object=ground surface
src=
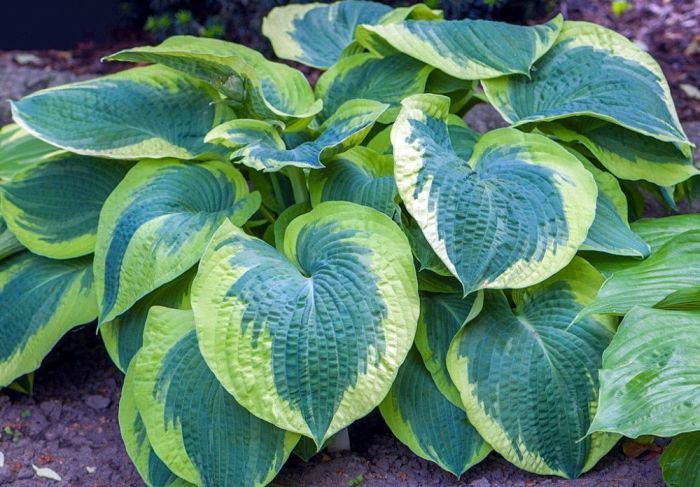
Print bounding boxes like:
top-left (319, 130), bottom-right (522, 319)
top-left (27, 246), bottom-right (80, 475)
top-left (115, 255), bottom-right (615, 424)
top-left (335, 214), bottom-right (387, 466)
top-left (1, 0), bottom-right (699, 485)
top-left (0, 328), bottom-right (666, 487)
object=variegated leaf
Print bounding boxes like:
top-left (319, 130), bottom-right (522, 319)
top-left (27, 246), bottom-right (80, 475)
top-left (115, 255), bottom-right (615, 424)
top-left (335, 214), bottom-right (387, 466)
top-left (192, 202), bottom-right (419, 445)
top-left (308, 146), bottom-right (397, 216)
top-left (447, 258), bottom-right (618, 478)
top-left (414, 291), bottom-right (482, 408)
top-left (0, 252), bottom-right (97, 387)
top-left (132, 307), bottom-right (299, 486)
top-left (393, 94), bottom-right (597, 294)
top-left (262, 1), bottom-right (440, 69)
top-left (380, 348), bottom-right (490, 477)
top-left (356, 15), bottom-right (562, 80)
top-left (206, 100), bottom-right (387, 172)
top-left (106, 36), bottom-right (321, 121)
top-left (483, 21), bottom-right (695, 185)
top-left (94, 159), bottom-right (259, 323)
top-left (567, 149), bottom-right (649, 257)
top-left (0, 155), bottom-right (131, 259)
top-left (119, 365), bottom-right (193, 487)
top-left (100, 268), bottom-right (194, 373)
top-left (315, 53), bottom-right (433, 123)
top-left (11, 66), bottom-right (224, 160)
top-left (0, 123), bottom-right (63, 181)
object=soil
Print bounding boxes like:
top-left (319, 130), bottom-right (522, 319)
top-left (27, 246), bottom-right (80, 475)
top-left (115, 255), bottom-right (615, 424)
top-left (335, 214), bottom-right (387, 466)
top-left (0, 0), bottom-right (698, 485)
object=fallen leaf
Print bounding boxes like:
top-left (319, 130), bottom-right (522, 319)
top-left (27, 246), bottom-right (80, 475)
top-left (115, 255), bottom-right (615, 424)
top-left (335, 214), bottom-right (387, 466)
top-left (680, 84), bottom-right (700, 100)
top-left (32, 464), bottom-right (61, 481)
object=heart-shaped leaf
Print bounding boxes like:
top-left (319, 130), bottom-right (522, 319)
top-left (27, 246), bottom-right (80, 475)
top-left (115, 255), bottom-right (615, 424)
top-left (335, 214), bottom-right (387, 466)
top-left (206, 100), bottom-right (387, 171)
top-left (1, 155), bottom-right (132, 259)
top-left (0, 252), bottom-right (97, 387)
top-left (132, 307), bottom-right (299, 486)
top-left (589, 306), bottom-right (700, 438)
top-left (11, 66), bottom-right (224, 160)
top-left (393, 94), bottom-right (597, 294)
top-left (106, 36), bottom-right (321, 121)
top-left (356, 16), bottom-right (562, 80)
top-left (192, 201), bottom-right (419, 445)
top-left (447, 258), bottom-right (618, 478)
top-left (94, 159), bottom-right (259, 323)
top-left (308, 146), bottom-right (397, 216)
top-left (380, 347), bottom-right (490, 476)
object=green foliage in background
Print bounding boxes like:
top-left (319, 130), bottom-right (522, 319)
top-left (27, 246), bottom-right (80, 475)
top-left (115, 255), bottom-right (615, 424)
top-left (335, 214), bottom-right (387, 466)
top-left (1, 1), bottom-right (698, 486)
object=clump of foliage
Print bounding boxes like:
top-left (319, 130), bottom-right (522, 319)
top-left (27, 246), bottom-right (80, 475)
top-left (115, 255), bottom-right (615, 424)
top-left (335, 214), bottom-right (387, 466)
top-left (1, 1), bottom-right (699, 486)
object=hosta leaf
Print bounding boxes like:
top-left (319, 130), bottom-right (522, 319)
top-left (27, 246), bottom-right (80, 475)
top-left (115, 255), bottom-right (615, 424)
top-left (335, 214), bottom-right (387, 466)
top-left (393, 94), bottom-right (597, 294)
top-left (584, 214), bottom-right (700, 277)
top-left (654, 286), bottom-right (700, 311)
top-left (11, 66), bottom-right (223, 160)
top-left (206, 100), bottom-right (387, 171)
top-left (94, 159), bottom-right (259, 323)
top-left (541, 119), bottom-right (696, 186)
top-left (106, 36), bottom-right (321, 121)
top-left (356, 15), bottom-right (562, 80)
top-left (401, 213), bottom-right (450, 276)
top-left (119, 365), bottom-right (193, 487)
top-left (589, 307), bottom-right (700, 437)
top-left (192, 202), bottom-right (419, 445)
top-left (308, 146), bottom-right (397, 216)
top-left (273, 202), bottom-right (311, 251)
top-left (632, 214), bottom-right (700, 250)
top-left (315, 53), bottom-right (433, 123)
top-left (579, 230), bottom-right (700, 318)
top-left (414, 291), bottom-right (482, 408)
top-left (380, 348), bottom-right (490, 476)
top-left (445, 114), bottom-right (479, 160)
top-left (482, 21), bottom-right (694, 182)
top-left (100, 268), bottom-right (194, 373)
top-left (0, 217), bottom-right (24, 261)
top-left (0, 124), bottom-right (63, 181)
top-left (447, 258), bottom-right (618, 478)
top-left (0, 252), bottom-right (97, 387)
top-left (0, 156), bottom-right (131, 259)
top-left (133, 307), bottom-right (299, 486)
top-left (569, 151), bottom-right (649, 257)
top-left (262, 1), bottom-right (393, 69)
top-left (660, 432), bottom-right (700, 487)
top-left (417, 269), bottom-right (461, 294)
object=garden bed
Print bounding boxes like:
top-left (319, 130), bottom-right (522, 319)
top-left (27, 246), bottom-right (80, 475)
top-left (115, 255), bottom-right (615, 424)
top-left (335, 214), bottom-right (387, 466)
top-left (1, 0), bottom-right (699, 485)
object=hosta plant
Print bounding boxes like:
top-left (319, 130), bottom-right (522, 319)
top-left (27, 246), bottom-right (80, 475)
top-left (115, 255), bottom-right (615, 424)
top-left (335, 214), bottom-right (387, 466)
top-left (1, 1), bottom-right (699, 486)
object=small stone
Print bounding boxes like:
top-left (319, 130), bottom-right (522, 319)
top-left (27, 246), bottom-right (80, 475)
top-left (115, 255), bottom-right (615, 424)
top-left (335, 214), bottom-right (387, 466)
top-left (86, 466), bottom-right (96, 474)
top-left (84, 395), bottom-right (111, 410)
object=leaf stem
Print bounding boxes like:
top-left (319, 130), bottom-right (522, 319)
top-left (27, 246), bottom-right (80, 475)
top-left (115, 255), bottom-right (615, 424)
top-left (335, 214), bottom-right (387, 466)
top-left (287, 167), bottom-right (309, 204)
